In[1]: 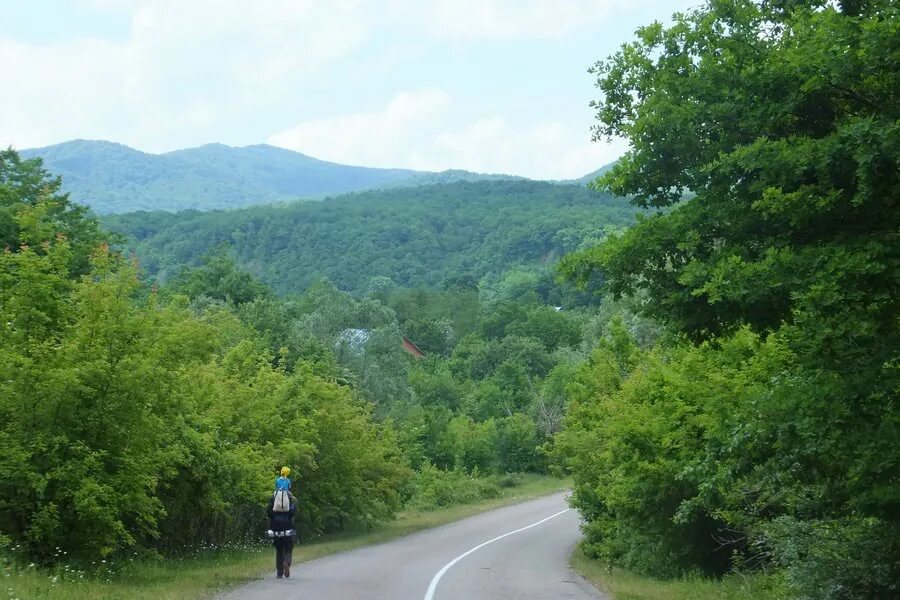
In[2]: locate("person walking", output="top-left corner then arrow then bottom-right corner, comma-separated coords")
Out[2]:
267,488 -> 297,578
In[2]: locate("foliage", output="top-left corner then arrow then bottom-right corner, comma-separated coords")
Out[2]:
289,366 -> 410,534
565,0 -> 898,341
0,148 -> 107,277
571,545 -> 786,600
0,245 -> 410,561
559,304 -> 900,589
1,144 -> 609,569
405,463 -> 503,510
558,2 -> 899,597
0,150 -> 412,563
762,515 -> 900,600
1,244 -> 216,560
169,248 -> 270,306
103,179 -> 638,294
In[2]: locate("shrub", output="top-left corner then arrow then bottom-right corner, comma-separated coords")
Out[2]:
407,463 -> 502,510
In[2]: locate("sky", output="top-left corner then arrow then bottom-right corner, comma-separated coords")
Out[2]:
1,0 -> 697,180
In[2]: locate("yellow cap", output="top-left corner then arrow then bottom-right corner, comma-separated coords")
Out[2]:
280,466 -> 291,477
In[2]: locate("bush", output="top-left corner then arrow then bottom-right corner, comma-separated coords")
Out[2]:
762,516 -> 900,600
407,463 -> 502,510
0,248 -> 411,563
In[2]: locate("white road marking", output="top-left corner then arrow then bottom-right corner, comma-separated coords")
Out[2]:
423,508 -> 570,600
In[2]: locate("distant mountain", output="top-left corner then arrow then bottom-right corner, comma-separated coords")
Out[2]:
20,140 -> 524,214
566,161 -> 617,186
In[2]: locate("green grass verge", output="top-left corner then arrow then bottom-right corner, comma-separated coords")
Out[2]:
570,542 -> 786,600
3,474 -> 569,600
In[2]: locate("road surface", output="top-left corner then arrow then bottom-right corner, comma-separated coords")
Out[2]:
218,492 -> 607,600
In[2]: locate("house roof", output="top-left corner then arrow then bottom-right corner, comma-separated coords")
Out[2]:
401,336 -> 425,359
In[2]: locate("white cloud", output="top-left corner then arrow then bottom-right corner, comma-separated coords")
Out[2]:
268,89 -> 453,166
1,0 -> 369,151
81,0 -> 142,8
431,117 -> 624,179
385,0 -> 679,40
1,0 -> 656,175
129,1 -> 368,85
428,0 -> 618,40
0,36 -> 133,149
270,91 -> 623,179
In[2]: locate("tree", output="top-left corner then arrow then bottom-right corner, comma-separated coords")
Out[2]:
0,163 -> 414,562
507,305 -> 582,352
171,247 -> 270,306
559,0 -> 899,594
0,246 -> 219,560
563,0 -> 898,343
0,148 -> 106,277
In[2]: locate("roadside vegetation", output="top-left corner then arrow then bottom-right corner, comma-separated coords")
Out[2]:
555,2 -> 898,599
1,475 -> 567,600
571,544 -> 784,600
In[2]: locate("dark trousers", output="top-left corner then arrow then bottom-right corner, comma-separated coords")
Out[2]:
274,537 -> 293,576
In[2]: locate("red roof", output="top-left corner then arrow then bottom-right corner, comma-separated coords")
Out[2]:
401,336 -> 425,359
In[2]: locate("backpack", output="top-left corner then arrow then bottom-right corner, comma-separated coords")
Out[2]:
273,489 -> 290,513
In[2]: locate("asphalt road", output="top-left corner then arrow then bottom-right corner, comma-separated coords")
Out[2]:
218,492 -> 607,600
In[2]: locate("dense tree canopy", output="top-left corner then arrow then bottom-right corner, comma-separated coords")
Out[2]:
103,180 -> 637,295
564,0 -> 898,341
557,2 -> 899,598
1,148 -> 106,277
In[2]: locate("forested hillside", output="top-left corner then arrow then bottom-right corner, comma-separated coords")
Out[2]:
20,140 -> 523,214
103,180 -> 638,294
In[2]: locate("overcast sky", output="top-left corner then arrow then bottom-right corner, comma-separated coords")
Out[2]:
1,0 -> 696,179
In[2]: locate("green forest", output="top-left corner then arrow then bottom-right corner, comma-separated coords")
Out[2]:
102,179 -> 638,294
2,2 -> 898,600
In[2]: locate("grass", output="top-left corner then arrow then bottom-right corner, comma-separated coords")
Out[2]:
570,542 -> 786,600
2,474 -> 569,599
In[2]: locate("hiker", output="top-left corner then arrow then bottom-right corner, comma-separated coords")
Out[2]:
267,484 -> 297,579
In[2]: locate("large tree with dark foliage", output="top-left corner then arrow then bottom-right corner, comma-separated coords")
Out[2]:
558,2 -> 898,597
565,0 -> 897,342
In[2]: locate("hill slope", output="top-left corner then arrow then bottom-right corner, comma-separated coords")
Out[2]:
20,140 -> 529,214
103,179 -> 638,294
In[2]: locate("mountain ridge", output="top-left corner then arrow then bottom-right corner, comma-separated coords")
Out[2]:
19,139 -> 607,214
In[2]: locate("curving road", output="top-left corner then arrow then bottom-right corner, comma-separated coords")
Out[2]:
218,492 -> 607,600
